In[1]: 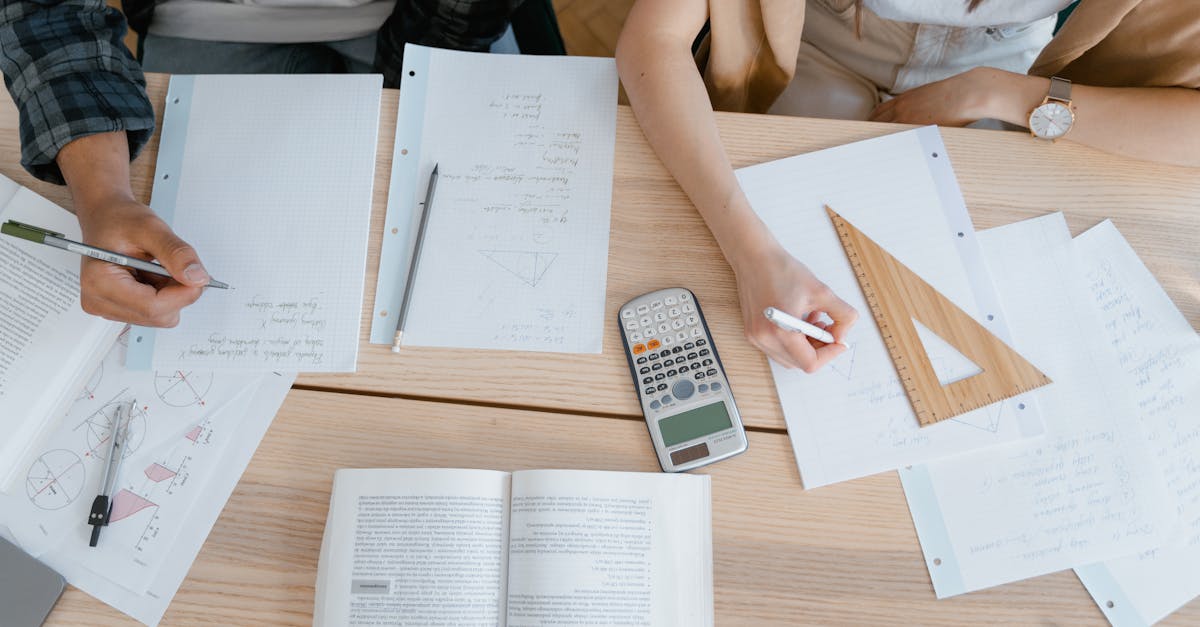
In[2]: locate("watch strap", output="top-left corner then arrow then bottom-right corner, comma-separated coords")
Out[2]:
1047,76 -> 1072,102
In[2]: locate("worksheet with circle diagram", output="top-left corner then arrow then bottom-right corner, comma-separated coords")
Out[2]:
734,126 -> 1046,489
901,215 -> 1180,599
369,45 -> 617,353
126,74 -> 382,373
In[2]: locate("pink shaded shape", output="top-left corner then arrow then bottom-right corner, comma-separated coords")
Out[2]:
109,489 -> 157,522
185,426 -> 202,443
143,463 -> 177,483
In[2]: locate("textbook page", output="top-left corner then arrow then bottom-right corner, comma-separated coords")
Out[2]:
734,127 -> 1043,488
0,178 -> 122,489
129,74 -> 381,372
900,214 -> 1171,597
2,370 -> 295,627
315,468 -> 512,627
373,46 -> 616,353
507,470 -> 712,627
1071,221 -> 1200,627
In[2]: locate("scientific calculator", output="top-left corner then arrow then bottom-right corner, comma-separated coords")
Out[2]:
618,288 -> 748,472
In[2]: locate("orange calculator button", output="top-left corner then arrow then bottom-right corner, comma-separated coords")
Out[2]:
633,343 -> 647,355
647,339 -> 661,350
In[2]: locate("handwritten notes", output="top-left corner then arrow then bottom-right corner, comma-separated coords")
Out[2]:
130,74 -> 382,372
370,46 -> 617,353
1072,221 -> 1200,626
901,214 -> 1173,597
734,127 -> 1043,488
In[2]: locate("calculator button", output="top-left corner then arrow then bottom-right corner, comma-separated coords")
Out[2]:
706,368 -> 717,376
667,369 -> 677,377
672,379 -> 695,400
671,320 -> 685,330
644,327 -> 656,337
658,323 -> 670,333
661,395 -> 672,404
710,382 -> 722,391
624,320 -> 638,330
684,315 -> 699,326
642,377 -> 653,385
663,358 -> 674,366
682,303 -> 695,313
651,300 -> 664,310
652,363 -> 662,371
698,383 -> 709,393
630,331 -> 642,342
678,364 -> 689,373
648,353 -> 659,361
684,342 -> 695,350
649,400 -> 661,410
679,292 -> 691,301
668,307 -> 682,318
702,359 -> 713,367
665,296 -> 677,306
636,356 -> 647,364
696,338 -> 707,346
636,305 -> 650,315
699,349 -> 709,356
633,344 -> 646,355
655,373 -> 665,381
687,352 -> 698,360
640,317 -> 652,327
647,339 -> 661,350
672,346 -> 683,354
622,309 -> 635,319
676,332 -> 688,342
639,367 -> 650,375
659,350 -> 670,358
695,372 -> 706,380
656,383 -> 667,391
645,387 -> 656,395
690,328 -> 702,337
654,312 -> 667,322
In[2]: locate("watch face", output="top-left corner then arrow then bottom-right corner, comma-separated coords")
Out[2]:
1029,102 -> 1073,139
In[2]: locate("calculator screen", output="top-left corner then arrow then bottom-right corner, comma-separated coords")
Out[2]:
658,401 -> 733,448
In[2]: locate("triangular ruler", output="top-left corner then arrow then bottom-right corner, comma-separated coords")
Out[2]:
826,205 -> 1050,427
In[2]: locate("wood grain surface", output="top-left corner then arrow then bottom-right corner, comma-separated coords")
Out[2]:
1,75 -> 1196,431
41,391 -> 1197,626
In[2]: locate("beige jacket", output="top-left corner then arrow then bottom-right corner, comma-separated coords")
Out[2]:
700,0 -> 1200,113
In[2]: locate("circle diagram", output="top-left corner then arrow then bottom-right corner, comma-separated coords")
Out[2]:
26,449 -> 86,510
85,402 -> 148,460
154,370 -> 213,407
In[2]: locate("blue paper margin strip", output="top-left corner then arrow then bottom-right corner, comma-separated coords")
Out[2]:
914,126 -> 1043,438
126,75 -> 196,370
898,464 -> 967,597
1076,563 -> 1149,627
368,44 -> 432,345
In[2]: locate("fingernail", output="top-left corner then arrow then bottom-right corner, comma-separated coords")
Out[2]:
184,264 -> 210,284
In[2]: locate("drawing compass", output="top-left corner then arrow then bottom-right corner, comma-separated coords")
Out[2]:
88,400 -> 134,547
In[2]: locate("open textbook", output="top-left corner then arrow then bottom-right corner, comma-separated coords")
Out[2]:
369,45 -> 617,353
901,215 -> 1191,606
315,468 -> 713,627
734,127 -> 1044,488
0,174 -> 122,489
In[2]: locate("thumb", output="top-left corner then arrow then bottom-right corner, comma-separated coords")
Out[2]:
143,222 -> 209,287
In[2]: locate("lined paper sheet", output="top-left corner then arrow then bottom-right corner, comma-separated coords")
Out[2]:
735,127 -> 1044,488
370,45 -> 616,353
1072,221 -> 1200,627
901,214 -> 1172,597
129,74 -> 381,372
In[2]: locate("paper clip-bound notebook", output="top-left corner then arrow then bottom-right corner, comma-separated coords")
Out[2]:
127,74 -> 382,373
369,45 -> 617,354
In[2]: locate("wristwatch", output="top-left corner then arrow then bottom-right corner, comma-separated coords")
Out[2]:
1028,76 -> 1074,141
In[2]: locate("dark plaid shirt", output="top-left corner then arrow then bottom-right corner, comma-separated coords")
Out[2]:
0,0 -> 154,184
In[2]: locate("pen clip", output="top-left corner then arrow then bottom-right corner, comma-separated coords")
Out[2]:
1,220 -> 64,241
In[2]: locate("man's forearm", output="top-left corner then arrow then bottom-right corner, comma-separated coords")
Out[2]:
57,131 -> 137,222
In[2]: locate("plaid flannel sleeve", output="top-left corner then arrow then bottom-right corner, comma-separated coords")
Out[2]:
0,0 -> 154,184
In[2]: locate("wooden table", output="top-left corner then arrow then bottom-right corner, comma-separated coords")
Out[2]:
0,73 -> 1195,625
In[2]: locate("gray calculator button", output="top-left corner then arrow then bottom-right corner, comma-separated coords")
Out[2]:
690,328 -> 702,337
654,312 -> 667,322
640,317 -> 652,327
682,302 -> 695,313
637,305 -> 650,315
710,382 -> 722,391
668,307 -> 682,317
644,327 -> 656,337
698,383 -> 709,393
658,323 -> 670,333
676,331 -> 688,342
624,320 -> 638,330
649,400 -> 661,410
651,300 -> 664,310
671,319 -> 685,330
661,395 -> 672,404
679,292 -> 691,301
662,335 -> 674,346
630,331 -> 643,341
684,315 -> 699,326
622,308 -> 635,319
672,379 -> 695,400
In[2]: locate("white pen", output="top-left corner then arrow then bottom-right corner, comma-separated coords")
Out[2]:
763,307 -> 847,346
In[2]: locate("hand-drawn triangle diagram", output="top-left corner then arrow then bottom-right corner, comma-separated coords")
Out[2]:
479,250 -> 558,287
826,205 -> 1050,427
